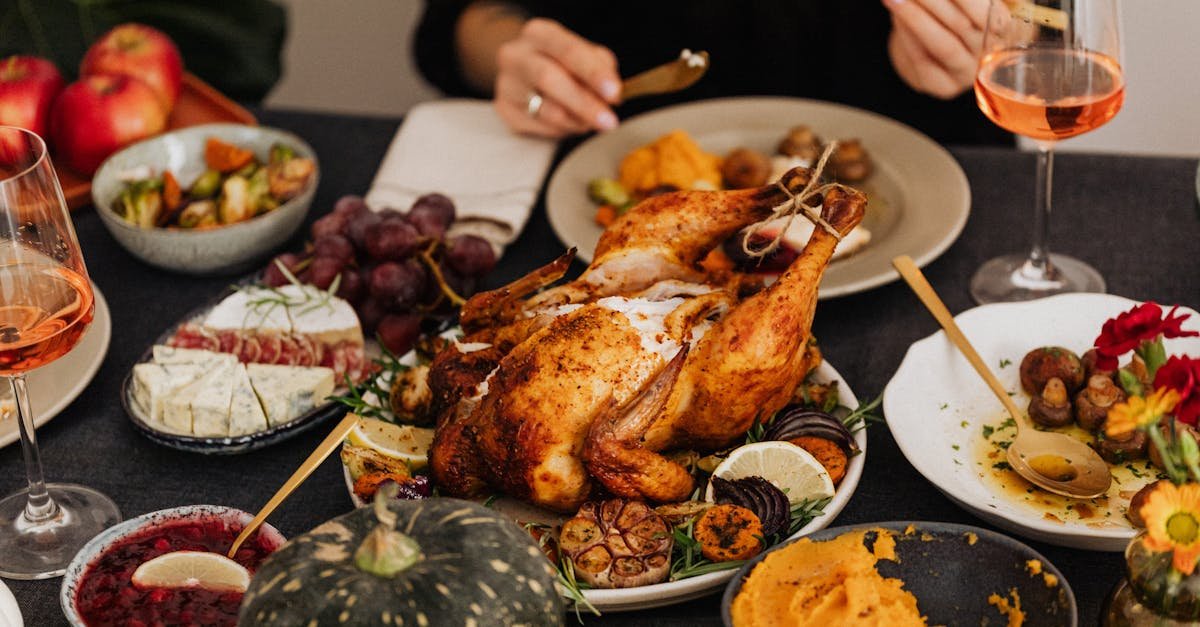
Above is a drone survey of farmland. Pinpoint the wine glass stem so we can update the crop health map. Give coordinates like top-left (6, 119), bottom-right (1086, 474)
top-left (10, 374), bottom-right (57, 523)
top-left (1026, 142), bottom-right (1056, 279)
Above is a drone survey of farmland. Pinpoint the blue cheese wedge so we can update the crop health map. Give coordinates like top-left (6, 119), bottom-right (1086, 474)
top-left (247, 363), bottom-right (335, 427)
top-left (131, 363), bottom-right (208, 423)
top-left (229, 364), bottom-right (269, 436)
top-left (152, 345), bottom-right (238, 368)
top-left (191, 366), bottom-right (236, 437)
top-left (161, 361), bottom-right (234, 435)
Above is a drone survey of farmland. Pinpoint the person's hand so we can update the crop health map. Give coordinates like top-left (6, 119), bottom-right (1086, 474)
top-left (492, 18), bottom-right (621, 138)
top-left (883, 0), bottom-right (990, 99)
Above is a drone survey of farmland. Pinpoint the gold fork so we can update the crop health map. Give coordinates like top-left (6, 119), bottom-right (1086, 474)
top-left (621, 49), bottom-right (710, 101)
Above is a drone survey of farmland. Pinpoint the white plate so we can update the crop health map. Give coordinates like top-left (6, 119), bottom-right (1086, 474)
top-left (0, 285), bottom-right (111, 449)
top-left (885, 293), bottom-right (1200, 551)
top-left (0, 578), bottom-right (22, 626)
top-left (545, 97), bottom-right (970, 298)
top-left (344, 359), bottom-right (866, 612)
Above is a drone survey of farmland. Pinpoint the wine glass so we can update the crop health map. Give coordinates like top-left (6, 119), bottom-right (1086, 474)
top-left (0, 126), bottom-right (121, 579)
top-left (971, 0), bottom-right (1124, 303)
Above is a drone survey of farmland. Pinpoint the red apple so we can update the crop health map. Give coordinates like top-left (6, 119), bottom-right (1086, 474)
top-left (0, 56), bottom-right (65, 139)
top-left (81, 23), bottom-right (183, 111)
top-left (50, 74), bottom-right (168, 175)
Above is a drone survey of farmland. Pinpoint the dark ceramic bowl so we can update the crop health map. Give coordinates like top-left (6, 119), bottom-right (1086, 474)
top-left (722, 521), bottom-right (1077, 626)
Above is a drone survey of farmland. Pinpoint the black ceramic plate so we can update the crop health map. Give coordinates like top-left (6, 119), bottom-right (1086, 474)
top-left (721, 521), bottom-right (1077, 626)
top-left (121, 282), bottom-right (350, 455)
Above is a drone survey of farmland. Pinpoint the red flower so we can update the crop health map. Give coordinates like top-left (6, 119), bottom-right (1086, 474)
top-left (1155, 356), bottom-right (1200, 426)
top-left (1093, 302), bottom-right (1199, 371)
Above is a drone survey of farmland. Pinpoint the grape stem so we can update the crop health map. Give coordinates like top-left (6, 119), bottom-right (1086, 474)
top-left (418, 243), bottom-right (466, 307)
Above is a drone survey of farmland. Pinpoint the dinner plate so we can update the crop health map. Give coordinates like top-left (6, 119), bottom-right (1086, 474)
top-left (120, 284), bottom-right (348, 455)
top-left (0, 578), bottom-right (22, 626)
top-left (343, 357), bottom-right (867, 612)
top-left (885, 293), bottom-right (1200, 551)
top-left (0, 285), bottom-right (111, 449)
top-left (545, 97), bottom-right (970, 298)
top-left (721, 521), bottom-right (1077, 626)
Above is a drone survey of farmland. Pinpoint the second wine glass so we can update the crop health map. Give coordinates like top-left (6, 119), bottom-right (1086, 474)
top-left (971, 0), bottom-right (1124, 303)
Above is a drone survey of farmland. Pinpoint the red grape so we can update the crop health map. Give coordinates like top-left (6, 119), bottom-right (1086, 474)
top-left (310, 212), bottom-right (348, 239)
top-left (445, 235), bottom-right (496, 277)
top-left (312, 234), bottom-right (355, 264)
top-left (407, 193), bottom-right (455, 239)
top-left (263, 253), bottom-right (303, 287)
top-left (335, 267), bottom-right (366, 305)
top-left (333, 195), bottom-right (367, 216)
top-left (377, 313), bottom-right (422, 355)
top-left (346, 210), bottom-right (382, 249)
top-left (376, 208), bottom-right (405, 222)
top-left (357, 297), bottom-right (387, 333)
top-left (369, 260), bottom-right (425, 309)
top-left (365, 220), bottom-right (419, 261)
top-left (307, 257), bottom-right (343, 290)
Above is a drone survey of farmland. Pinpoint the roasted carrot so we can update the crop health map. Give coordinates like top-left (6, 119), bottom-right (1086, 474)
top-left (161, 170), bottom-right (183, 212)
top-left (695, 504), bottom-right (763, 562)
top-left (352, 471), bottom-right (409, 502)
top-left (791, 435), bottom-right (848, 485)
top-left (204, 137), bottom-right (255, 173)
top-left (594, 204), bottom-right (618, 227)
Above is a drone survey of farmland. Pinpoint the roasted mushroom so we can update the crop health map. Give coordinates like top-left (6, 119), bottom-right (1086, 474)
top-left (1127, 480), bottom-right (1165, 527)
top-left (776, 125), bottom-right (823, 163)
top-left (1028, 377), bottom-right (1073, 427)
top-left (1020, 347), bottom-right (1085, 395)
top-left (559, 500), bottom-right (672, 589)
top-left (829, 139), bottom-right (872, 182)
top-left (1075, 374), bottom-right (1126, 431)
top-left (1094, 429), bottom-right (1148, 463)
top-left (1080, 348), bottom-right (1116, 381)
top-left (721, 148), bottom-right (772, 189)
top-left (390, 364), bottom-right (433, 425)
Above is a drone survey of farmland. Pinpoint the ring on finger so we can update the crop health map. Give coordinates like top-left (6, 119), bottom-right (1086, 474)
top-left (525, 91), bottom-right (544, 118)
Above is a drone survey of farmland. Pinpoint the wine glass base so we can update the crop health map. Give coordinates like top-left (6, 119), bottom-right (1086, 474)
top-left (0, 483), bottom-right (121, 580)
top-left (970, 252), bottom-right (1106, 304)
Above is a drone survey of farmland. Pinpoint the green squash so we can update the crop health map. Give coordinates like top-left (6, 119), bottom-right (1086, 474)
top-left (240, 491), bottom-right (565, 626)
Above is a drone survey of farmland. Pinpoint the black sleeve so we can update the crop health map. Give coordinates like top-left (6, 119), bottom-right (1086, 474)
top-left (414, 0), bottom-right (541, 97)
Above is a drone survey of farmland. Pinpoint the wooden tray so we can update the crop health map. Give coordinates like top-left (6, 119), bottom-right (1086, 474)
top-left (59, 73), bottom-right (257, 210)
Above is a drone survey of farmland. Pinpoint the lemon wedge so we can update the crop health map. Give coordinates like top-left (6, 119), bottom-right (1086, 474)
top-left (346, 418), bottom-right (435, 470)
top-left (131, 551), bottom-right (250, 592)
top-left (706, 441), bottom-right (835, 505)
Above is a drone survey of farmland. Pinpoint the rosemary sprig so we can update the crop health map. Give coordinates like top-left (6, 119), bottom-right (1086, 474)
top-left (842, 393), bottom-right (883, 434)
top-left (558, 554), bottom-right (599, 620)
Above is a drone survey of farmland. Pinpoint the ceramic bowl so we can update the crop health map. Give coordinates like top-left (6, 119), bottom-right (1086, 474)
top-left (92, 123), bottom-right (319, 276)
top-left (721, 521), bottom-right (1078, 626)
top-left (60, 504), bottom-right (286, 626)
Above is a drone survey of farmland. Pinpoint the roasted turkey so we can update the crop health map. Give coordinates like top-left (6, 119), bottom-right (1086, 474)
top-left (427, 167), bottom-right (867, 512)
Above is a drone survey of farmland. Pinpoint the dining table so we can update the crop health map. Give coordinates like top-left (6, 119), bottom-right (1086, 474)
top-left (1, 106), bottom-right (1198, 626)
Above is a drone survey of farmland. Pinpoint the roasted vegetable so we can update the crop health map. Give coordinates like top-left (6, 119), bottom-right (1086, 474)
top-left (241, 492), bottom-right (563, 626)
top-left (790, 435), bottom-right (848, 485)
top-left (559, 500), bottom-right (672, 589)
top-left (161, 170), bottom-right (183, 213)
top-left (694, 504), bottom-right (764, 562)
top-left (709, 476), bottom-right (789, 537)
top-left (1028, 377), bottom-right (1073, 427)
top-left (117, 179), bottom-right (163, 228)
top-left (1094, 429), bottom-right (1148, 463)
top-left (1081, 348), bottom-right (1115, 381)
top-left (588, 177), bottom-right (632, 208)
top-left (352, 471), bottom-right (409, 502)
top-left (721, 148), bottom-right (772, 189)
top-left (267, 156), bottom-right (316, 202)
top-left (186, 168), bottom-right (221, 199)
top-left (829, 138), bottom-right (872, 182)
top-left (340, 442), bottom-right (411, 481)
top-left (1075, 374), bottom-right (1126, 431)
top-left (205, 136), bottom-right (255, 173)
top-left (177, 200), bottom-right (218, 228)
top-left (390, 364), bottom-right (433, 424)
top-left (1127, 480), bottom-right (1165, 527)
top-left (776, 125), bottom-right (823, 163)
top-left (762, 407), bottom-right (859, 455)
top-left (269, 142), bottom-right (296, 164)
top-left (218, 175), bottom-right (253, 224)
top-left (654, 500), bottom-right (713, 526)
top-left (1020, 347), bottom-right (1085, 395)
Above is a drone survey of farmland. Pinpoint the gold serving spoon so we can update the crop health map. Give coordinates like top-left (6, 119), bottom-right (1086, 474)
top-left (227, 413), bottom-right (361, 558)
top-left (892, 256), bottom-right (1111, 499)
top-left (621, 49), bottom-right (710, 101)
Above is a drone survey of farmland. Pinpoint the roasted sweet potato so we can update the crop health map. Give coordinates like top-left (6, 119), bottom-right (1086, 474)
top-left (204, 137), bottom-right (255, 173)
top-left (695, 504), bottom-right (763, 562)
top-left (594, 204), bottom-right (618, 227)
top-left (161, 170), bottom-right (183, 212)
top-left (352, 471), bottom-right (410, 501)
top-left (790, 435), bottom-right (848, 485)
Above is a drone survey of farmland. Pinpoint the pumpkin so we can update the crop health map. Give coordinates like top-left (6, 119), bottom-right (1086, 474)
top-left (240, 489), bottom-right (565, 626)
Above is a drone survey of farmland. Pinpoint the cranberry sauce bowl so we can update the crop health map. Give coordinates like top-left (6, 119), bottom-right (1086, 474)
top-left (61, 505), bottom-right (285, 627)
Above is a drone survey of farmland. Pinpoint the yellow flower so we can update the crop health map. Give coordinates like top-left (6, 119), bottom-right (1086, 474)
top-left (1141, 482), bottom-right (1200, 575)
top-left (1105, 388), bottom-right (1181, 438)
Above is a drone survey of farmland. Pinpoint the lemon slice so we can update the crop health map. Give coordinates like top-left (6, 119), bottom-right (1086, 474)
top-left (706, 441), bottom-right (835, 505)
top-left (131, 551), bottom-right (250, 592)
top-left (346, 418), bottom-right (435, 470)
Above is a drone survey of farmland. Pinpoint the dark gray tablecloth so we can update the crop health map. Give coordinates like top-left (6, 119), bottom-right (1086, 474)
top-left (2, 108), bottom-right (1198, 626)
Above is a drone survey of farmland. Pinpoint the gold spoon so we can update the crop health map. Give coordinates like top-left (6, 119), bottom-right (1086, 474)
top-left (621, 50), bottom-right (710, 101)
top-left (227, 413), bottom-right (361, 558)
top-left (892, 256), bottom-right (1112, 499)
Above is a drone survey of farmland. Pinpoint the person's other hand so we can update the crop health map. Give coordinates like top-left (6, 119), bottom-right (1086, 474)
top-left (494, 18), bottom-right (621, 138)
top-left (884, 0), bottom-right (990, 99)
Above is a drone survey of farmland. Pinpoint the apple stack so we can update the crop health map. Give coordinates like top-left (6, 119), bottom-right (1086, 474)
top-left (0, 23), bottom-right (183, 175)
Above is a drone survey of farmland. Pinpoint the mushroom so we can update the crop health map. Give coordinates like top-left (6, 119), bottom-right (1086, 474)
top-left (1127, 480), bottom-right (1165, 527)
top-left (721, 148), bottom-right (772, 189)
top-left (1028, 377), bottom-right (1073, 427)
top-left (776, 125), bottom-right (823, 163)
top-left (1020, 347), bottom-right (1085, 395)
top-left (829, 138), bottom-right (872, 182)
top-left (1080, 348), bottom-right (1116, 381)
top-left (1075, 374), bottom-right (1127, 432)
top-left (1094, 428), bottom-right (1148, 463)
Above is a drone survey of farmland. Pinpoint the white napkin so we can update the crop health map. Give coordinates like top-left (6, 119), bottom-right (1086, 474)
top-left (0, 579), bottom-right (22, 627)
top-left (365, 99), bottom-right (557, 256)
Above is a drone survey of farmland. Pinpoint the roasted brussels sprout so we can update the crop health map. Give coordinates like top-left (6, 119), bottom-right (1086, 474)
top-left (829, 138), bottom-right (872, 182)
top-left (587, 177), bottom-right (632, 208)
top-left (117, 179), bottom-right (163, 228)
top-left (1028, 377), bottom-right (1073, 427)
top-left (721, 148), bottom-right (772, 189)
top-left (1075, 374), bottom-right (1126, 431)
top-left (267, 157), bottom-right (317, 202)
top-left (1020, 347), bottom-right (1085, 395)
top-left (269, 142), bottom-right (297, 164)
top-left (177, 200), bottom-right (218, 228)
top-left (776, 125), bottom-right (823, 163)
top-left (188, 169), bottom-right (222, 198)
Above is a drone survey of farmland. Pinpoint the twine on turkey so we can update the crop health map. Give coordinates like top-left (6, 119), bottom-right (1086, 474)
top-left (742, 141), bottom-right (847, 259)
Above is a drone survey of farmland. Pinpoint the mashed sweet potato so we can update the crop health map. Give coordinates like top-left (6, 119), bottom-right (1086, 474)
top-left (618, 129), bottom-right (722, 194)
top-left (730, 528), bottom-right (926, 627)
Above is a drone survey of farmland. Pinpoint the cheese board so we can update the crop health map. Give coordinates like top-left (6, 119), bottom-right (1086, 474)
top-left (122, 280), bottom-right (367, 454)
